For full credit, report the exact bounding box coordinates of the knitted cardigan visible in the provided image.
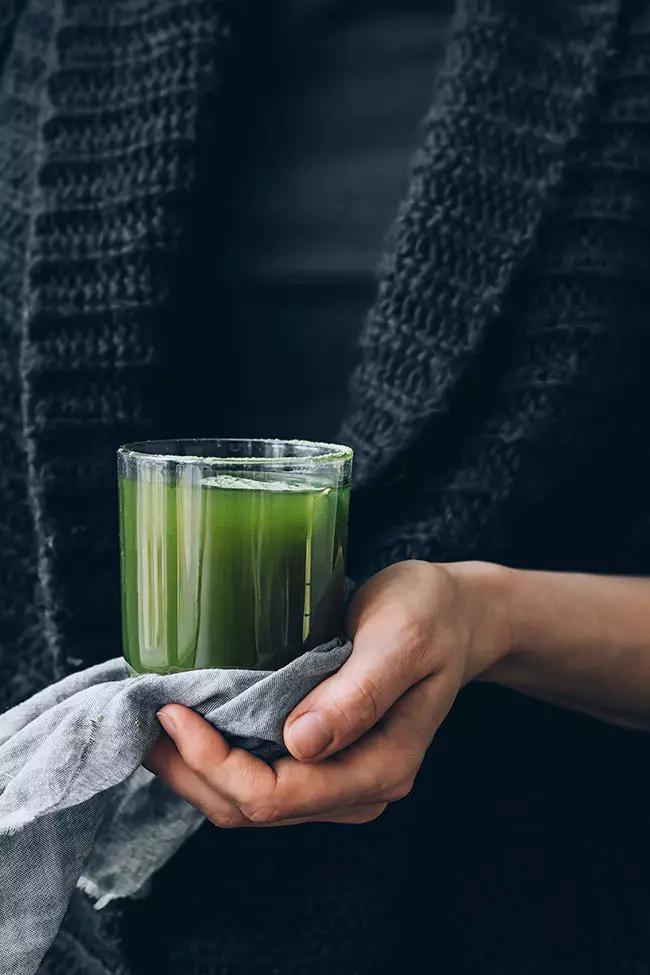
[2,1,650,973]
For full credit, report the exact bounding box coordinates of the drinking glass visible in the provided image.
[118,439,353,673]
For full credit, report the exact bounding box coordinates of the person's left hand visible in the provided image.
[145,560,510,827]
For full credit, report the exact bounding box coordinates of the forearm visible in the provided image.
[475,564,650,731]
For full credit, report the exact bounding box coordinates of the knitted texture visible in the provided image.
[0,0,55,710]
[342,0,650,580]
[0,0,649,974]
[0,0,237,709]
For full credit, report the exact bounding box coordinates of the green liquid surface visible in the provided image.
[119,471,349,673]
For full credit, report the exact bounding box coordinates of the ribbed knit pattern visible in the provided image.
[0,0,56,710]
[0,0,236,707]
[0,0,649,973]
[342,0,650,579]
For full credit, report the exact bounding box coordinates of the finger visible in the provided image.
[284,622,431,762]
[145,731,249,829]
[156,704,279,811]
[252,802,388,827]
[148,731,387,828]
[238,684,433,823]
[274,672,457,819]
[154,710,378,823]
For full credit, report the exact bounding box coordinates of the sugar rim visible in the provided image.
[118,438,354,466]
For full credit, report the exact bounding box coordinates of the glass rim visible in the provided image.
[118,438,354,466]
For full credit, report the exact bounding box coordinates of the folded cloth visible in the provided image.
[0,640,352,975]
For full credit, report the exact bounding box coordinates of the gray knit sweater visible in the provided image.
[2,1,650,974]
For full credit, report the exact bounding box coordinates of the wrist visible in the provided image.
[445,560,516,681]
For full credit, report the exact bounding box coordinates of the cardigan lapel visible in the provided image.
[342,0,621,485]
[12,0,240,673]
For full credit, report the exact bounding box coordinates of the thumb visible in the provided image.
[284,639,421,761]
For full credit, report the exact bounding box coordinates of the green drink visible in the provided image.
[118,440,352,673]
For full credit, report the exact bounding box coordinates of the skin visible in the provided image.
[146,560,650,829]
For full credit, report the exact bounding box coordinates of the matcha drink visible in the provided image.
[118,440,352,673]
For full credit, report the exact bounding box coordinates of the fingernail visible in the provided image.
[287,712,333,759]
[157,709,177,735]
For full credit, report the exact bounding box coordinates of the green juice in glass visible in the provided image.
[119,462,350,674]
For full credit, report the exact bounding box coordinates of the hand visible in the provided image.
[145,560,511,827]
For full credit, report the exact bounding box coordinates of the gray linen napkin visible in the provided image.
[0,640,352,975]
